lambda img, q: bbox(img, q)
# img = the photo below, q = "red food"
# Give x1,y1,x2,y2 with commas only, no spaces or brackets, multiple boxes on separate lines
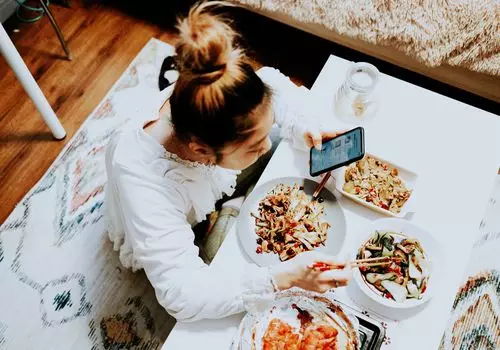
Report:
387,263,402,275
300,324,338,350
262,319,301,350
262,319,339,350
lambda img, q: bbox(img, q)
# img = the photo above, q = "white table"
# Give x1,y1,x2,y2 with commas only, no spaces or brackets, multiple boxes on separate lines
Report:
163,55,500,349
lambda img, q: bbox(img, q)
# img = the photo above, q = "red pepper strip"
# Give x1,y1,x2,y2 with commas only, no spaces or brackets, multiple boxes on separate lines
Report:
311,262,328,268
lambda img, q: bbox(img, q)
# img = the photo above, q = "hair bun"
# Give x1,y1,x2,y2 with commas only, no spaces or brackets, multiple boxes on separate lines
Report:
176,1,241,84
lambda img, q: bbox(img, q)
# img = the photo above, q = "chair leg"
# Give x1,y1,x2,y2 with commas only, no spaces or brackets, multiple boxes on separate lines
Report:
38,0,72,60
1,24,67,139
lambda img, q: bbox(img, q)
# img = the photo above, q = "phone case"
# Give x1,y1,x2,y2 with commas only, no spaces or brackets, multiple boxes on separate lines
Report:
309,127,365,177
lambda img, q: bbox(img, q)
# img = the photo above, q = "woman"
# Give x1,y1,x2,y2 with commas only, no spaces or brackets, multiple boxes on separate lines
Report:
104,2,350,322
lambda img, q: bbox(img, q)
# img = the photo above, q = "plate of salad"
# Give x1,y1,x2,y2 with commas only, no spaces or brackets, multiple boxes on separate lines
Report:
352,218,444,309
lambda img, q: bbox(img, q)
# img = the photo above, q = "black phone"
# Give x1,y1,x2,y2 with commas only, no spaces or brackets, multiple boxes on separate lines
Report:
309,127,365,177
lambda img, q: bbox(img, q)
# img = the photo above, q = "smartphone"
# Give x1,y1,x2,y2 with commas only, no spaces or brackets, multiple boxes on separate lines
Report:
310,127,365,177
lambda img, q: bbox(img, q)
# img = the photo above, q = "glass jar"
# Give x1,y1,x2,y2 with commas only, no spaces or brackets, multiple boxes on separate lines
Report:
334,62,380,124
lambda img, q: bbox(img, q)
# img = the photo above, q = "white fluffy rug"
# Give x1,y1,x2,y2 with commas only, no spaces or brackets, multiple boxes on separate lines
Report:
236,0,500,76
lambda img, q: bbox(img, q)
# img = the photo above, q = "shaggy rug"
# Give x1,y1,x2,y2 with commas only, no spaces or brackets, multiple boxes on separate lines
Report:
235,0,500,76
0,39,176,350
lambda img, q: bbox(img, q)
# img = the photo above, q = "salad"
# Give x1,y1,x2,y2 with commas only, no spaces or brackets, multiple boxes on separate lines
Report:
343,156,412,214
252,183,330,261
356,231,430,302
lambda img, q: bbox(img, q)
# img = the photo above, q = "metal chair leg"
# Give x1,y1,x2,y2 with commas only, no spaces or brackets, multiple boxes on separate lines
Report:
38,0,72,60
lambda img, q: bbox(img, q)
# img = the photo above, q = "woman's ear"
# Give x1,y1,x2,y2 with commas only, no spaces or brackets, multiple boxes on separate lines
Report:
188,139,217,163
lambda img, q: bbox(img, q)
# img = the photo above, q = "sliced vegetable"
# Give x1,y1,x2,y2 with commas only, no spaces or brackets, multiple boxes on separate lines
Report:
408,256,422,280
382,246,393,257
358,230,430,302
406,281,420,298
381,280,408,302
366,272,396,284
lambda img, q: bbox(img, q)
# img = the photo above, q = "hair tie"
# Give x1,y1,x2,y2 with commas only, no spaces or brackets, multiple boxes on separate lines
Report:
191,63,226,75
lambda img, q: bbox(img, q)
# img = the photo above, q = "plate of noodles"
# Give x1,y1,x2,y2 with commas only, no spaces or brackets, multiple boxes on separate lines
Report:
231,289,359,350
237,177,346,266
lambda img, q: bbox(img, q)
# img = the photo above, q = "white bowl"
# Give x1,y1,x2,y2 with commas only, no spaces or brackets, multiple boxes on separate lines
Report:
332,153,418,218
352,218,444,309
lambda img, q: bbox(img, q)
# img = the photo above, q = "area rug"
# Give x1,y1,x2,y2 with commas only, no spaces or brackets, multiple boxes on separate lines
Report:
235,0,500,76
0,39,176,350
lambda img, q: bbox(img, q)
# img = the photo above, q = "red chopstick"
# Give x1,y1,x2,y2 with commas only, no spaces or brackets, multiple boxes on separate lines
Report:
313,172,331,199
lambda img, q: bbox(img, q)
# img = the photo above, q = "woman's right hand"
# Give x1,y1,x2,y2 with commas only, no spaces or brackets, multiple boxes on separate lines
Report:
269,252,352,293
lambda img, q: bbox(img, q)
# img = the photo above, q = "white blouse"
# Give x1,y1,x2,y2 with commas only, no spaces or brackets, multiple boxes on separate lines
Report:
104,67,321,322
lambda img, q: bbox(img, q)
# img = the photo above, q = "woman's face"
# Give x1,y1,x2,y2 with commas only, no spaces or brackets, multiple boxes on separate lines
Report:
216,103,274,170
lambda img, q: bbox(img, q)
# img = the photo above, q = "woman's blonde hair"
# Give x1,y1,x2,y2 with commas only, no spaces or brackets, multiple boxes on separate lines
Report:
170,1,271,152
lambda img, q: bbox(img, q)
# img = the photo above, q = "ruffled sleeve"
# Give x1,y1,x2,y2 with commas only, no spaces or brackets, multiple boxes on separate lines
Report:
256,67,323,152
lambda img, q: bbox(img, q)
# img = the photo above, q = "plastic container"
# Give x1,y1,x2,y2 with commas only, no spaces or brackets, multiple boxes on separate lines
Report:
335,62,380,124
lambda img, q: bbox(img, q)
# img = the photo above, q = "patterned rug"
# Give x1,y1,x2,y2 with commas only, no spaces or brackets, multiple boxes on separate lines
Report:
0,39,176,350
0,37,498,350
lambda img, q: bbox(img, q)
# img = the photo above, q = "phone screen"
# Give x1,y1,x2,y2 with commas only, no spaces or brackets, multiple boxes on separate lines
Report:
310,127,364,176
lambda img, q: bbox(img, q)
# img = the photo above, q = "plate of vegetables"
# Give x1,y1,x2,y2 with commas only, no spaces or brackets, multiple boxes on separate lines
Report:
352,218,443,309
238,177,347,266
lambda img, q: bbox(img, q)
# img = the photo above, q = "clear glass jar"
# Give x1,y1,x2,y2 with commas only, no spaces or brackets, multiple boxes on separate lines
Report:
334,62,380,124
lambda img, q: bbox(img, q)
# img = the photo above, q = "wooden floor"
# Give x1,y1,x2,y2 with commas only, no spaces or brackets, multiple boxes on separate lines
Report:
0,3,179,223
0,1,497,224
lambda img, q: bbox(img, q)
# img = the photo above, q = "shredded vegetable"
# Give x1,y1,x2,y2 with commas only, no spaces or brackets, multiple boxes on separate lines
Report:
344,156,412,213
252,184,330,261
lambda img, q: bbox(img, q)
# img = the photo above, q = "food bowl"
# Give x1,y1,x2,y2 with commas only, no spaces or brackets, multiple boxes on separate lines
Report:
332,153,418,218
232,289,359,350
352,218,444,309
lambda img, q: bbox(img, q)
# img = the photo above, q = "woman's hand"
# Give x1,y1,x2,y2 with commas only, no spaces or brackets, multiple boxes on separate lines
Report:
303,130,346,151
269,252,352,293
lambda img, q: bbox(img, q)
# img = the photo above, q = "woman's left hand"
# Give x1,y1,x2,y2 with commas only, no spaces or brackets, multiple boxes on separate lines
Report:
303,130,347,151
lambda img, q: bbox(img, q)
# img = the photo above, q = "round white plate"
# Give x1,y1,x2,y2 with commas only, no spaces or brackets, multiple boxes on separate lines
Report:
352,218,444,309
237,177,347,266
231,289,359,350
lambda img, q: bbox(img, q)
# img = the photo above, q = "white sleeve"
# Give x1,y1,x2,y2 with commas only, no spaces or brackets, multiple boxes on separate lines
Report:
256,67,322,151
114,166,275,322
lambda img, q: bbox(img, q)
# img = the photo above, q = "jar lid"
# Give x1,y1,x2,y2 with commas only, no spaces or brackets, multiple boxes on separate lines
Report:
346,62,379,93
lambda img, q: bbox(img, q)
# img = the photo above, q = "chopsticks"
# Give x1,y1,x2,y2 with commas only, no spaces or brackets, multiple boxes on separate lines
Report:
350,256,401,267
309,257,401,271
312,172,331,199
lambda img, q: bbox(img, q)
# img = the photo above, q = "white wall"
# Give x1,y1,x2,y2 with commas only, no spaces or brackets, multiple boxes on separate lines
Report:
0,0,16,23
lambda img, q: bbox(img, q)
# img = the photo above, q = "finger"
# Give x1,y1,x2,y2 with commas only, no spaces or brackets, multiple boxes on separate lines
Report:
303,131,314,149
309,252,346,268
321,279,349,290
320,130,348,142
311,130,322,150
319,267,353,283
